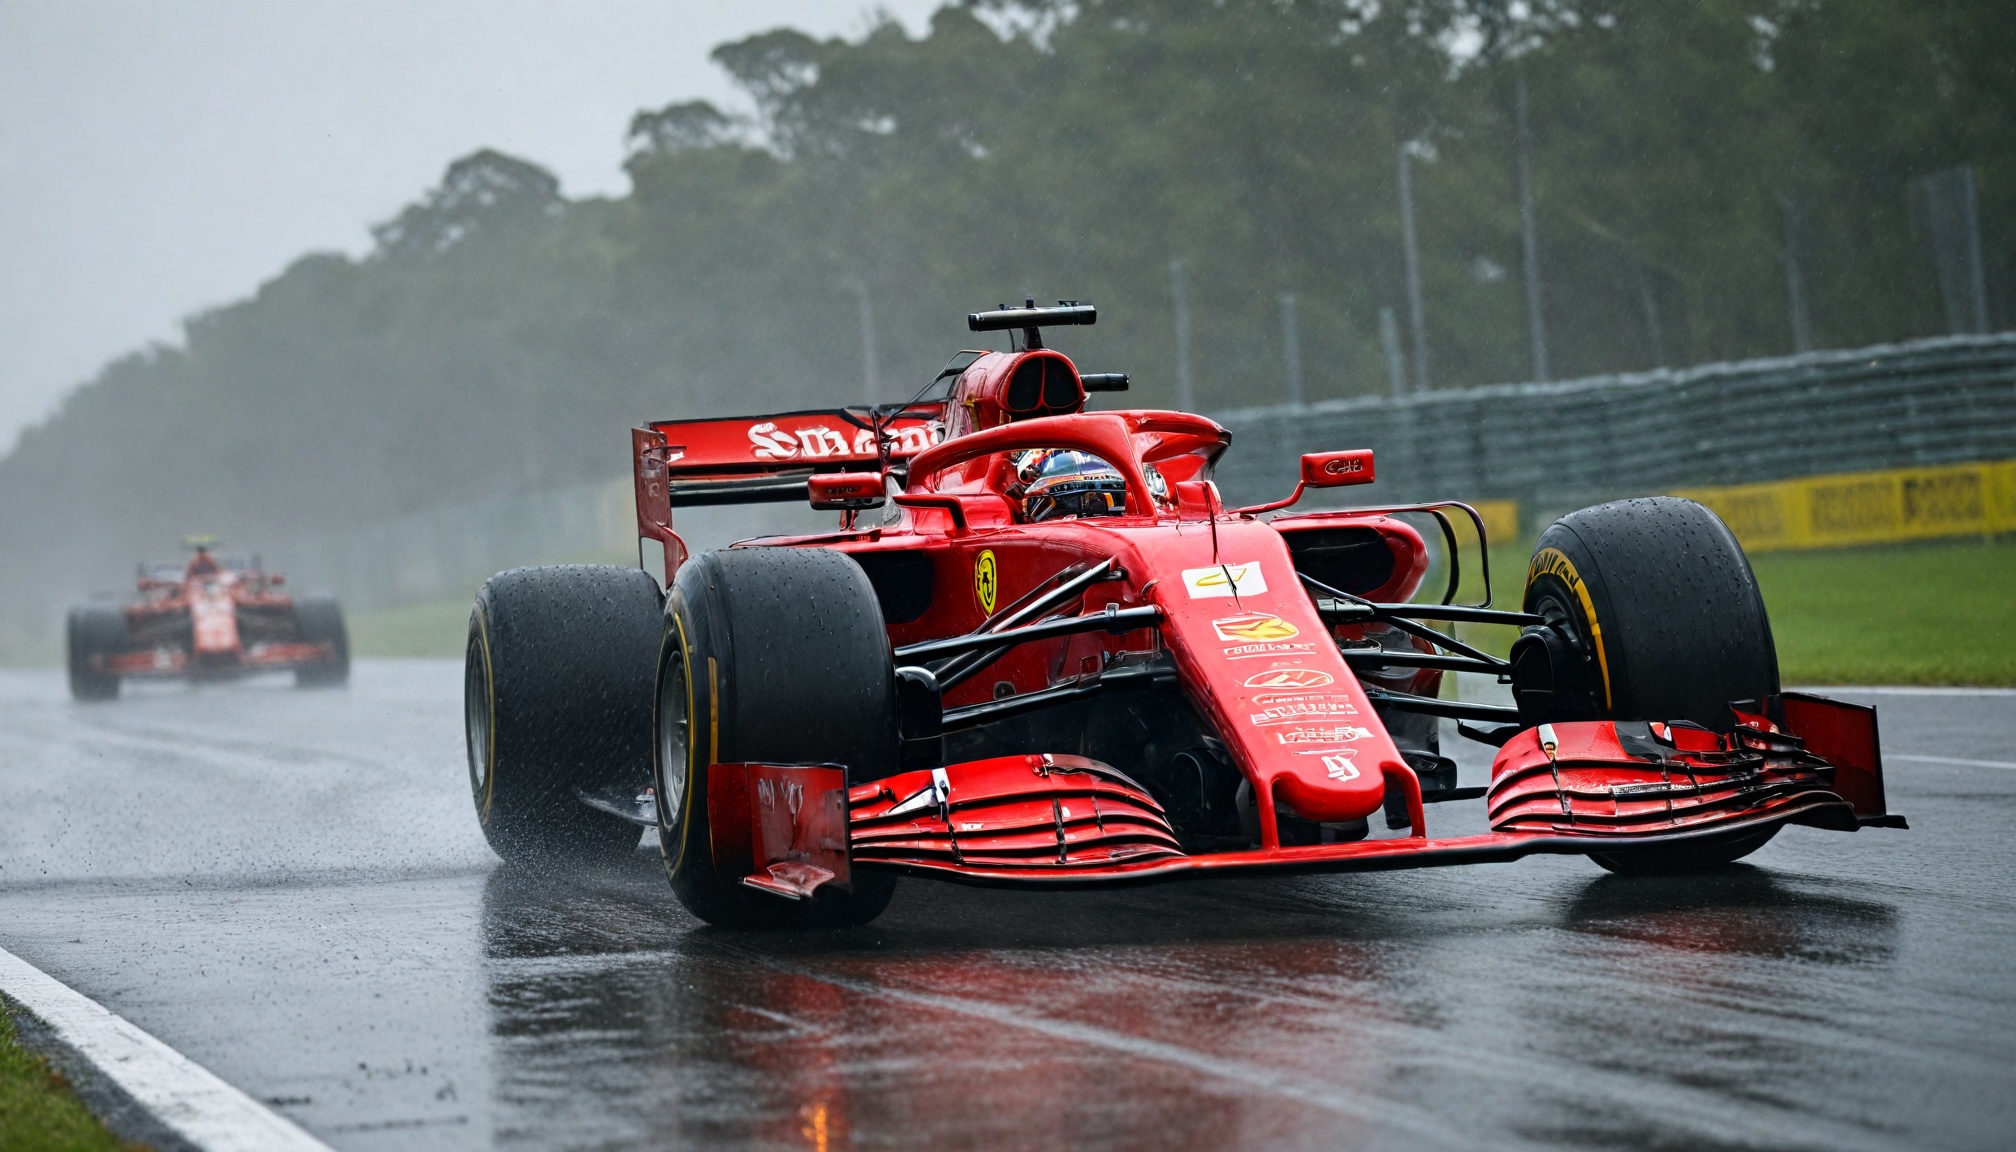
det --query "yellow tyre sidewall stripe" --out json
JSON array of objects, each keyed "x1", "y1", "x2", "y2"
[
  {"x1": 668, "y1": 609, "x2": 698, "y2": 867},
  {"x1": 1527, "y1": 546, "x2": 1615, "y2": 711},
  {"x1": 472, "y1": 604, "x2": 498, "y2": 825}
]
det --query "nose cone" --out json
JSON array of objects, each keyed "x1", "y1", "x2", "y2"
[{"x1": 1142, "y1": 521, "x2": 1399, "y2": 828}]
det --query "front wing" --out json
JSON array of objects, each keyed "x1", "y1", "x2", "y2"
[{"x1": 627, "y1": 693, "x2": 1901, "y2": 900}]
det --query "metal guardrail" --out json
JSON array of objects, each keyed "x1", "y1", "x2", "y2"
[
  {"x1": 13, "y1": 331, "x2": 2001, "y2": 654},
  {"x1": 287, "y1": 331, "x2": 2015, "y2": 609},
  {"x1": 1209, "y1": 333, "x2": 2016, "y2": 528}
]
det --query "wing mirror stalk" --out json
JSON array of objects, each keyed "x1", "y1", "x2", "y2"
[{"x1": 1232, "y1": 449, "x2": 1376, "y2": 515}]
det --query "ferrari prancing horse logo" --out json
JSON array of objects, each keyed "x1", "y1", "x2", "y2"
[{"x1": 974, "y1": 549, "x2": 998, "y2": 615}]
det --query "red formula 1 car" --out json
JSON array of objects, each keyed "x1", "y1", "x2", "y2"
[
  {"x1": 66, "y1": 539, "x2": 349, "y2": 700},
  {"x1": 464, "y1": 303, "x2": 1904, "y2": 928}
]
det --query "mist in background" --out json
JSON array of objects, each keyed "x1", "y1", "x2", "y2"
[
  {"x1": 0, "y1": 0, "x2": 2008, "y2": 653},
  {"x1": 0, "y1": 0, "x2": 938, "y2": 451}
]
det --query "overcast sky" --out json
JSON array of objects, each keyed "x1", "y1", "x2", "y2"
[{"x1": 0, "y1": 0, "x2": 942, "y2": 452}]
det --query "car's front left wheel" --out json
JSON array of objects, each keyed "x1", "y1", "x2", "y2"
[
  {"x1": 1517, "y1": 497, "x2": 1783, "y2": 874},
  {"x1": 655, "y1": 546, "x2": 900, "y2": 930}
]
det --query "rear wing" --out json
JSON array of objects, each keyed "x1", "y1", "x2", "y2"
[{"x1": 632, "y1": 405, "x2": 946, "y2": 580}]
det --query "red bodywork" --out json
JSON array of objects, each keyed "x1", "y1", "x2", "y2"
[
  {"x1": 634, "y1": 342, "x2": 1897, "y2": 894},
  {"x1": 93, "y1": 552, "x2": 335, "y2": 679}
]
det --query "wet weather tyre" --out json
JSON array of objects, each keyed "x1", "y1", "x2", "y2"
[
  {"x1": 1522, "y1": 497, "x2": 1782, "y2": 872},
  {"x1": 655, "y1": 547, "x2": 900, "y2": 930},
  {"x1": 467, "y1": 565, "x2": 663, "y2": 869},
  {"x1": 1589, "y1": 826, "x2": 1780, "y2": 875},
  {"x1": 292, "y1": 595, "x2": 351, "y2": 688},
  {"x1": 66, "y1": 605, "x2": 126, "y2": 702}
]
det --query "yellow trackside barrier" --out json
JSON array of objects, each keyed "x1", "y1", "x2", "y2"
[
  {"x1": 1472, "y1": 499, "x2": 1520, "y2": 546},
  {"x1": 1674, "y1": 459, "x2": 2016, "y2": 553}
]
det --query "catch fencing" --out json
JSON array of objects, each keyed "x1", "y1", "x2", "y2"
[
  {"x1": 1209, "y1": 332, "x2": 2016, "y2": 533},
  {"x1": 280, "y1": 331, "x2": 2016, "y2": 607},
  {"x1": 167, "y1": 332, "x2": 2016, "y2": 616}
]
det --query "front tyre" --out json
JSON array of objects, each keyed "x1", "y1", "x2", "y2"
[
  {"x1": 655, "y1": 547, "x2": 900, "y2": 929},
  {"x1": 1519, "y1": 497, "x2": 1782, "y2": 872},
  {"x1": 66, "y1": 605, "x2": 126, "y2": 702},
  {"x1": 1589, "y1": 827, "x2": 1779, "y2": 875},
  {"x1": 1521, "y1": 496, "x2": 1778, "y2": 730},
  {"x1": 467, "y1": 565, "x2": 662, "y2": 868}
]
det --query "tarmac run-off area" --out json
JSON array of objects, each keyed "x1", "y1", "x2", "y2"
[{"x1": 0, "y1": 661, "x2": 2011, "y2": 1150}]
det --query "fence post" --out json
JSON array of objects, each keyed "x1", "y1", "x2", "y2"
[
  {"x1": 1170, "y1": 258, "x2": 1195, "y2": 411},
  {"x1": 1379, "y1": 306, "x2": 1406, "y2": 398},
  {"x1": 1280, "y1": 292, "x2": 1303, "y2": 407},
  {"x1": 1781, "y1": 197, "x2": 1814, "y2": 353},
  {"x1": 1398, "y1": 144, "x2": 1431, "y2": 392},
  {"x1": 1516, "y1": 69, "x2": 1550, "y2": 384}
]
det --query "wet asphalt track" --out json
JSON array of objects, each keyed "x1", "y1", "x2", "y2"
[{"x1": 0, "y1": 660, "x2": 2011, "y2": 1151}]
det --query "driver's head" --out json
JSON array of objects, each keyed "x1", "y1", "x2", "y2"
[{"x1": 1019, "y1": 449, "x2": 1127, "y2": 522}]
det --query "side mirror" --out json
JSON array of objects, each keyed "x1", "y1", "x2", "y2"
[
  {"x1": 808, "y1": 472, "x2": 886, "y2": 511},
  {"x1": 1300, "y1": 449, "x2": 1376, "y2": 488},
  {"x1": 1080, "y1": 373, "x2": 1130, "y2": 392}
]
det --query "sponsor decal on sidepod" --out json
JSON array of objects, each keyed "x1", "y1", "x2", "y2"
[{"x1": 973, "y1": 549, "x2": 998, "y2": 614}]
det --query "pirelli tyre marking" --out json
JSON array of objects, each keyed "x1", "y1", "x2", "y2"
[{"x1": 1527, "y1": 546, "x2": 1614, "y2": 710}]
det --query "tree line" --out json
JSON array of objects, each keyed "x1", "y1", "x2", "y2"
[{"x1": 0, "y1": 0, "x2": 2007, "y2": 605}]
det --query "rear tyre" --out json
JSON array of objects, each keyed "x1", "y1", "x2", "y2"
[
  {"x1": 1520, "y1": 497, "x2": 1781, "y2": 872},
  {"x1": 467, "y1": 565, "x2": 662, "y2": 869},
  {"x1": 292, "y1": 595, "x2": 351, "y2": 688},
  {"x1": 655, "y1": 547, "x2": 900, "y2": 930},
  {"x1": 66, "y1": 605, "x2": 126, "y2": 702}
]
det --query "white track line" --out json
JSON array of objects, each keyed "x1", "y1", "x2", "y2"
[
  {"x1": 1797, "y1": 686, "x2": 2016, "y2": 697},
  {"x1": 0, "y1": 946, "x2": 330, "y2": 1152},
  {"x1": 1891, "y1": 753, "x2": 2016, "y2": 771}
]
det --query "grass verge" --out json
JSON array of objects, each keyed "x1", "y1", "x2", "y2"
[
  {"x1": 0, "y1": 1001, "x2": 143, "y2": 1152},
  {"x1": 347, "y1": 597, "x2": 475, "y2": 658},
  {"x1": 299, "y1": 538, "x2": 2016, "y2": 684},
  {"x1": 1752, "y1": 538, "x2": 2013, "y2": 685}
]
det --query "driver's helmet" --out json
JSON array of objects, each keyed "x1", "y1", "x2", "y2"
[{"x1": 1018, "y1": 449, "x2": 1127, "y2": 522}]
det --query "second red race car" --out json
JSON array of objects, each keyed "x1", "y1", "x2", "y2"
[
  {"x1": 67, "y1": 538, "x2": 349, "y2": 700},
  {"x1": 464, "y1": 302, "x2": 1904, "y2": 928}
]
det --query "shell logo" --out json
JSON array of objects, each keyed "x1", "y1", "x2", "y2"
[
  {"x1": 1241, "y1": 667, "x2": 1334, "y2": 691},
  {"x1": 1211, "y1": 613, "x2": 1300, "y2": 642}
]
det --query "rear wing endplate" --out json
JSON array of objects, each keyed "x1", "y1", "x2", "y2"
[{"x1": 633, "y1": 406, "x2": 945, "y2": 581}]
